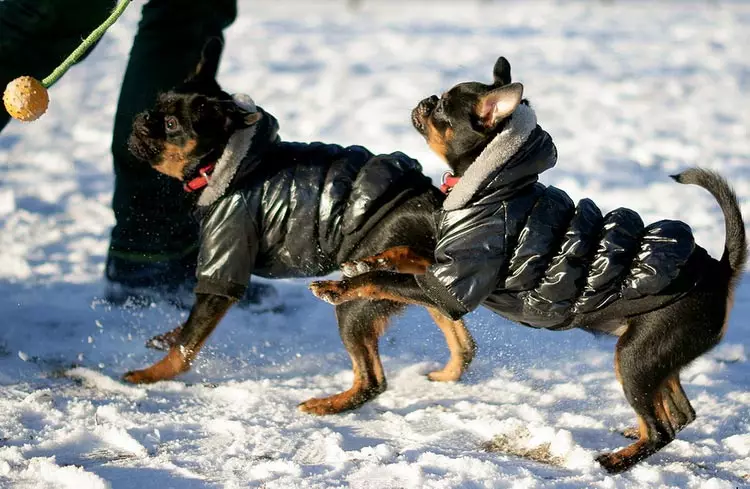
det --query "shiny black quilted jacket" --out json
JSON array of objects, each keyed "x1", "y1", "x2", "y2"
[
  {"x1": 194, "y1": 110, "x2": 433, "y2": 299},
  {"x1": 416, "y1": 127, "x2": 696, "y2": 329}
]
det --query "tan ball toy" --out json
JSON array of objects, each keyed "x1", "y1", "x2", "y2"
[{"x1": 2, "y1": 0, "x2": 131, "y2": 122}]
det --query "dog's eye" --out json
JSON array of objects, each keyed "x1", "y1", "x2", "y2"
[{"x1": 164, "y1": 116, "x2": 180, "y2": 133}]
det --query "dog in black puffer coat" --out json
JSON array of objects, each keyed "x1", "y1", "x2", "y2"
[
  {"x1": 121, "y1": 39, "x2": 477, "y2": 416},
  {"x1": 310, "y1": 56, "x2": 747, "y2": 473}
]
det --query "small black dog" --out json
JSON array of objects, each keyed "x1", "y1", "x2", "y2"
[
  {"x1": 309, "y1": 57, "x2": 746, "y2": 472},
  {"x1": 122, "y1": 39, "x2": 476, "y2": 415}
]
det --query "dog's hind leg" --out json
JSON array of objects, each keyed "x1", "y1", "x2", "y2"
[
  {"x1": 426, "y1": 307, "x2": 476, "y2": 382},
  {"x1": 661, "y1": 374, "x2": 696, "y2": 431},
  {"x1": 619, "y1": 373, "x2": 697, "y2": 441},
  {"x1": 596, "y1": 290, "x2": 726, "y2": 474},
  {"x1": 309, "y1": 272, "x2": 476, "y2": 382},
  {"x1": 597, "y1": 325, "x2": 677, "y2": 473},
  {"x1": 299, "y1": 299, "x2": 399, "y2": 415},
  {"x1": 613, "y1": 285, "x2": 729, "y2": 448}
]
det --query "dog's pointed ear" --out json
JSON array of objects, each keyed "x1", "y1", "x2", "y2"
[
  {"x1": 190, "y1": 37, "x2": 224, "y2": 82},
  {"x1": 492, "y1": 56, "x2": 512, "y2": 86},
  {"x1": 476, "y1": 82, "x2": 523, "y2": 128}
]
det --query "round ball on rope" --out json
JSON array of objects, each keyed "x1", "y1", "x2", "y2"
[{"x1": 3, "y1": 76, "x2": 50, "y2": 122}]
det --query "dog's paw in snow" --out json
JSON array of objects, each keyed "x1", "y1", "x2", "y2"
[
  {"x1": 309, "y1": 280, "x2": 350, "y2": 305},
  {"x1": 122, "y1": 349, "x2": 190, "y2": 384}
]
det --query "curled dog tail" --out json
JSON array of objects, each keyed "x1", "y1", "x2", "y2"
[{"x1": 671, "y1": 168, "x2": 747, "y2": 286}]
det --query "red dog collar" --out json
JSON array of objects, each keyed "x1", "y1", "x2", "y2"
[
  {"x1": 183, "y1": 164, "x2": 216, "y2": 192},
  {"x1": 440, "y1": 172, "x2": 461, "y2": 194}
]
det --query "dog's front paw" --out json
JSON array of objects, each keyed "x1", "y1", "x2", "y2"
[
  {"x1": 427, "y1": 367, "x2": 462, "y2": 383},
  {"x1": 596, "y1": 451, "x2": 636, "y2": 474},
  {"x1": 309, "y1": 280, "x2": 349, "y2": 305},
  {"x1": 122, "y1": 369, "x2": 156, "y2": 384},
  {"x1": 122, "y1": 349, "x2": 189, "y2": 385},
  {"x1": 341, "y1": 260, "x2": 375, "y2": 278},
  {"x1": 596, "y1": 452, "x2": 622, "y2": 474},
  {"x1": 298, "y1": 387, "x2": 379, "y2": 415},
  {"x1": 341, "y1": 257, "x2": 394, "y2": 277}
]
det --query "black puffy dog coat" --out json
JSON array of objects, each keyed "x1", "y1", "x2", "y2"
[
  {"x1": 193, "y1": 104, "x2": 434, "y2": 300},
  {"x1": 416, "y1": 104, "x2": 698, "y2": 329}
]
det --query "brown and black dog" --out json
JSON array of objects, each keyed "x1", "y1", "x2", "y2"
[
  {"x1": 310, "y1": 57, "x2": 746, "y2": 472},
  {"x1": 121, "y1": 39, "x2": 476, "y2": 415}
]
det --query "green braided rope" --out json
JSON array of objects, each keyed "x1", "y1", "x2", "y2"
[{"x1": 42, "y1": 0, "x2": 132, "y2": 88}]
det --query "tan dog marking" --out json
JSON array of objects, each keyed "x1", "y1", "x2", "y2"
[
  {"x1": 425, "y1": 119, "x2": 454, "y2": 161},
  {"x1": 299, "y1": 316, "x2": 388, "y2": 415},
  {"x1": 426, "y1": 308, "x2": 476, "y2": 382},
  {"x1": 153, "y1": 139, "x2": 198, "y2": 180},
  {"x1": 122, "y1": 347, "x2": 190, "y2": 384},
  {"x1": 341, "y1": 245, "x2": 433, "y2": 277}
]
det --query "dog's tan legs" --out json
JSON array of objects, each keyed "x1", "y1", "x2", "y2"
[
  {"x1": 145, "y1": 324, "x2": 183, "y2": 351},
  {"x1": 299, "y1": 336, "x2": 386, "y2": 415},
  {"x1": 621, "y1": 373, "x2": 695, "y2": 439},
  {"x1": 341, "y1": 246, "x2": 432, "y2": 277},
  {"x1": 310, "y1": 273, "x2": 437, "y2": 310},
  {"x1": 122, "y1": 347, "x2": 191, "y2": 384},
  {"x1": 661, "y1": 374, "x2": 696, "y2": 431},
  {"x1": 299, "y1": 303, "x2": 392, "y2": 415},
  {"x1": 123, "y1": 294, "x2": 233, "y2": 384},
  {"x1": 599, "y1": 329, "x2": 679, "y2": 473},
  {"x1": 426, "y1": 307, "x2": 476, "y2": 382},
  {"x1": 618, "y1": 368, "x2": 695, "y2": 440}
]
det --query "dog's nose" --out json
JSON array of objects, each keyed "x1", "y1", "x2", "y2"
[
  {"x1": 419, "y1": 95, "x2": 438, "y2": 111},
  {"x1": 416, "y1": 96, "x2": 438, "y2": 116},
  {"x1": 133, "y1": 113, "x2": 151, "y2": 137}
]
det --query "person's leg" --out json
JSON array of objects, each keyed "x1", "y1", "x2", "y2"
[
  {"x1": 0, "y1": 0, "x2": 113, "y2": 131},
  {"x1": 106, "y1": 0, "x2": 237, "y2": 290}
]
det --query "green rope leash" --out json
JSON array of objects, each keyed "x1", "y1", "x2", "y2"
[
  {"x1": 3, "y1": 0, "x2": 132, "y2": 121},
  {"x1": 43, "y1": 0, "x2": 132, "y2": 88}
]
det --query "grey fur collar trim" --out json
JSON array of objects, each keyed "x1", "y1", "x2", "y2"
[
  {"x1": 197, "y1": 94, "x2": 258, "y2": 207},
  {"x1": 443, "y1": 103, "x2": 537, "y2": 211}
]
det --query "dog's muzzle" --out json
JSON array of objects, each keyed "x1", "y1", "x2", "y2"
[
  {"x1": 411, "y1": 95, "x2": 438, "y2": 135},
  {"x1": 127, "y1": 113, "x2": 163, "y2": 164}
]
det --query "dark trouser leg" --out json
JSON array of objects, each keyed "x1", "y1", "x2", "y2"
[
  {"x1": 0, "y1": 0, "x2": 112, "y2": 131},
  {"x1": 106, "y1": 0, "x2": 237, "y2": 287}
]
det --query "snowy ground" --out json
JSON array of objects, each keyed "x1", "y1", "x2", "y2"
[{"x1": 1, "y1": 0, "x2": 749, "y2": 487}]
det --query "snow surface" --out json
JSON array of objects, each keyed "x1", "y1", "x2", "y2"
[{"x1": 1, "y1": 1, "x2": 749, "y2": 487}]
